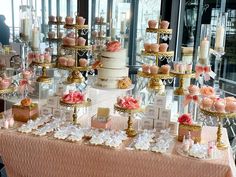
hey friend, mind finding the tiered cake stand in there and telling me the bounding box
[170,71,195,95]
[114,104,143,137]
[60,98,91,124]
[59,23,92,84]
[138,26,174,92]
[31,62,55,83]
[200,107,236,149]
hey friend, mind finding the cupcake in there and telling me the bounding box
[92,31,98,38]
[58,57,68,66]
[160,64,170,74]
[63,37,75,46]
[159,43,169,52]
[76,37,86,46]
[65,16,74,24]
[48,31,55,39]
[225,97,236,103]
[201,97,213,110]
[160,20,170,29]
[67,58,75,67]
[39,54,44,63]
[200,86,215,97]
[76,16,86,25]
[144,43,151,52]
[148,20,157,28]
[44,53,51,63]
[179,63,186,73]
[142,64,150,74]
[214,99,226,113]
[225,101,236,113]
[79,58,87,67]
[186,64,193,73]
[150,44,159,52]
[56,16,62,22]
[188,85,199,95]
[173,62,180,73]
[150,65,159,74]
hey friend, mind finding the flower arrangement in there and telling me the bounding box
[200,86,215,97]
[178,114,192,125]
[106,41,121,52]
[117,96,140,110]
[62,91,85,104]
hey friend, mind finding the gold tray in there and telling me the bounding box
[146,28,172,34]
[60,98,91,108]
[114,104,143,114]
[199,107,236,119]
[64,24,89,30]
[137,71,173,79]
[141,50,174,57]
[48,21,65,25]
[31,62,56,68]
[0,86,16,95]
[170,71,195,79]
[61,45,92,51]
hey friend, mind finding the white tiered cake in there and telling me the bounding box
[96,41,131,89]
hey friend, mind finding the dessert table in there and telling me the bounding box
[0,122,235,177]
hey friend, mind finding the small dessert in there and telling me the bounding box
[67,58,75,67]
[76,37,86,46]
[56,16,62,22]
[65,16,74,24]
[214,99,226,112]
[148,20,157,28]
[92,31,98,38]
[44,53,51,63]
[21,98,32,107]
[98,31,105,37]
[188,85,199,95]
[144,43,151,52]
[79,58,87,67]
[200,86,215,97]
[118,77,132,89]
[22,70,31,80]
[159,43,168,52]
[179,63,186,73]
[117,96,140,110]
[201,97,214,110]
[150,43,159,52]
[150,65,158,74]
[225,101,236,113]
[39,54,44,63]
[76,16,86,25]
[63,37,75,46]
[58,56,68,66]
[160,64,170,74]
[142,64,150,74]
[225,97,236,103]
[160,20,170,29]
[62,91,85,104]
[100,17,104,23]
[48,31,55,39]
[58,32,63,39]
[95,17,100,23]
[48,15,56,22]
[174,62,180,73]
[186,63,193,73]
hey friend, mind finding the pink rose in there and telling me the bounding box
[178,114,192,125]
[107,41,121,52]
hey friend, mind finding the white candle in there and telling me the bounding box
[111,28,116,39]
[22,18,30,37]
[215,26,225,50]
[120,20,125,33]
[200,38,209,60]
[32,27,40,49]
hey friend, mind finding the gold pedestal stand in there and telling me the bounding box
[170,71,195,95]
[114,104,143,137]
[60,98,91,124]
[200,108,236,149]
[32,62,54,83]
[137,71,173,92]
[0,86,16,95]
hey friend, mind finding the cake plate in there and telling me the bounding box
[137,71,173,92]
[199,107,236,149]
[114,104,143,137]
[0,86,16,97]
[170,71,195,95]
[60,98,91,124]
[91,83,135,92]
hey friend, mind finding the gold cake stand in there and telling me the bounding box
[0,86,16,96]
[60,98,91,124]
[114,104,143,137]
[137,71,173,92]
[200,107,236,149]
[170,71,195,95]
[31,62,55,83]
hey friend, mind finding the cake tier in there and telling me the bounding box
[96,78,120,89]
[101,49,126,68]
[97,67,129,79]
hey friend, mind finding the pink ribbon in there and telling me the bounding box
[183,94,199,106]
[195,65,211,81]
[18,79,34,94]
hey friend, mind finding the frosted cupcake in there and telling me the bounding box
[142,64,150,74]
[225,101,236,113]
[148,20,157,28]
[150,65,159,74]
[214,99,226,113]
[201,97,213,110]
[188,85,199,95]
[160,64,170,74]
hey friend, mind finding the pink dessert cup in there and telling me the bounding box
[58,57,68,66]
[79,58,88,67]
[150,44,159,52]
[67,58,75,67]
[148,20,157,28]
[144,43,151,52]
[160,64,170,74]
[225,101,236,113]
[142,64,150,74]
[76,16,86,25]
[150,65,159,74]
[201,97,214,110]
[49,16,56,22]
[159,43,169,52]
[65,16,74,24]
[160,20,170,29]
[76,37,86,46]
[48,31,55,39]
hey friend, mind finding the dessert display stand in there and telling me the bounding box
[114,104,143,137]
[60,98,91,124]
[31,62,54,83]
[200,107,236,149]
[138,22,174,93]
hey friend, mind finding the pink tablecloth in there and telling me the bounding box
[0,126,235,177]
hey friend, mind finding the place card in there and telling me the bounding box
[153,119,167,132]
[141,118,154,130]
[145,104,159,119]
[159,107,172,122]
[40,106,52,116]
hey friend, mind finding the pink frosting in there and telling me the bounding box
[160,20,170,29]
[67,58,75,67]
[144,43,151,52]
[142,64,150,74]
[225,101,236,113]
[148,20,157,28]
[65,16,74,24]
[79,58,87,67]
[76,16,86,25]
[214,99,226,112]
[159,43,169,52]
[201,97,214,109]
[58,57,68,66]
[150,65,158,74]
[107,41,121,52]
[160,64,170,74]
[150,44,159,52]
[76,37,86,46]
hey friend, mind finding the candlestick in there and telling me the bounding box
[120,20,125,33]
[200,38,209,59]
[199,24,211,65]
[32,27,40,49]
